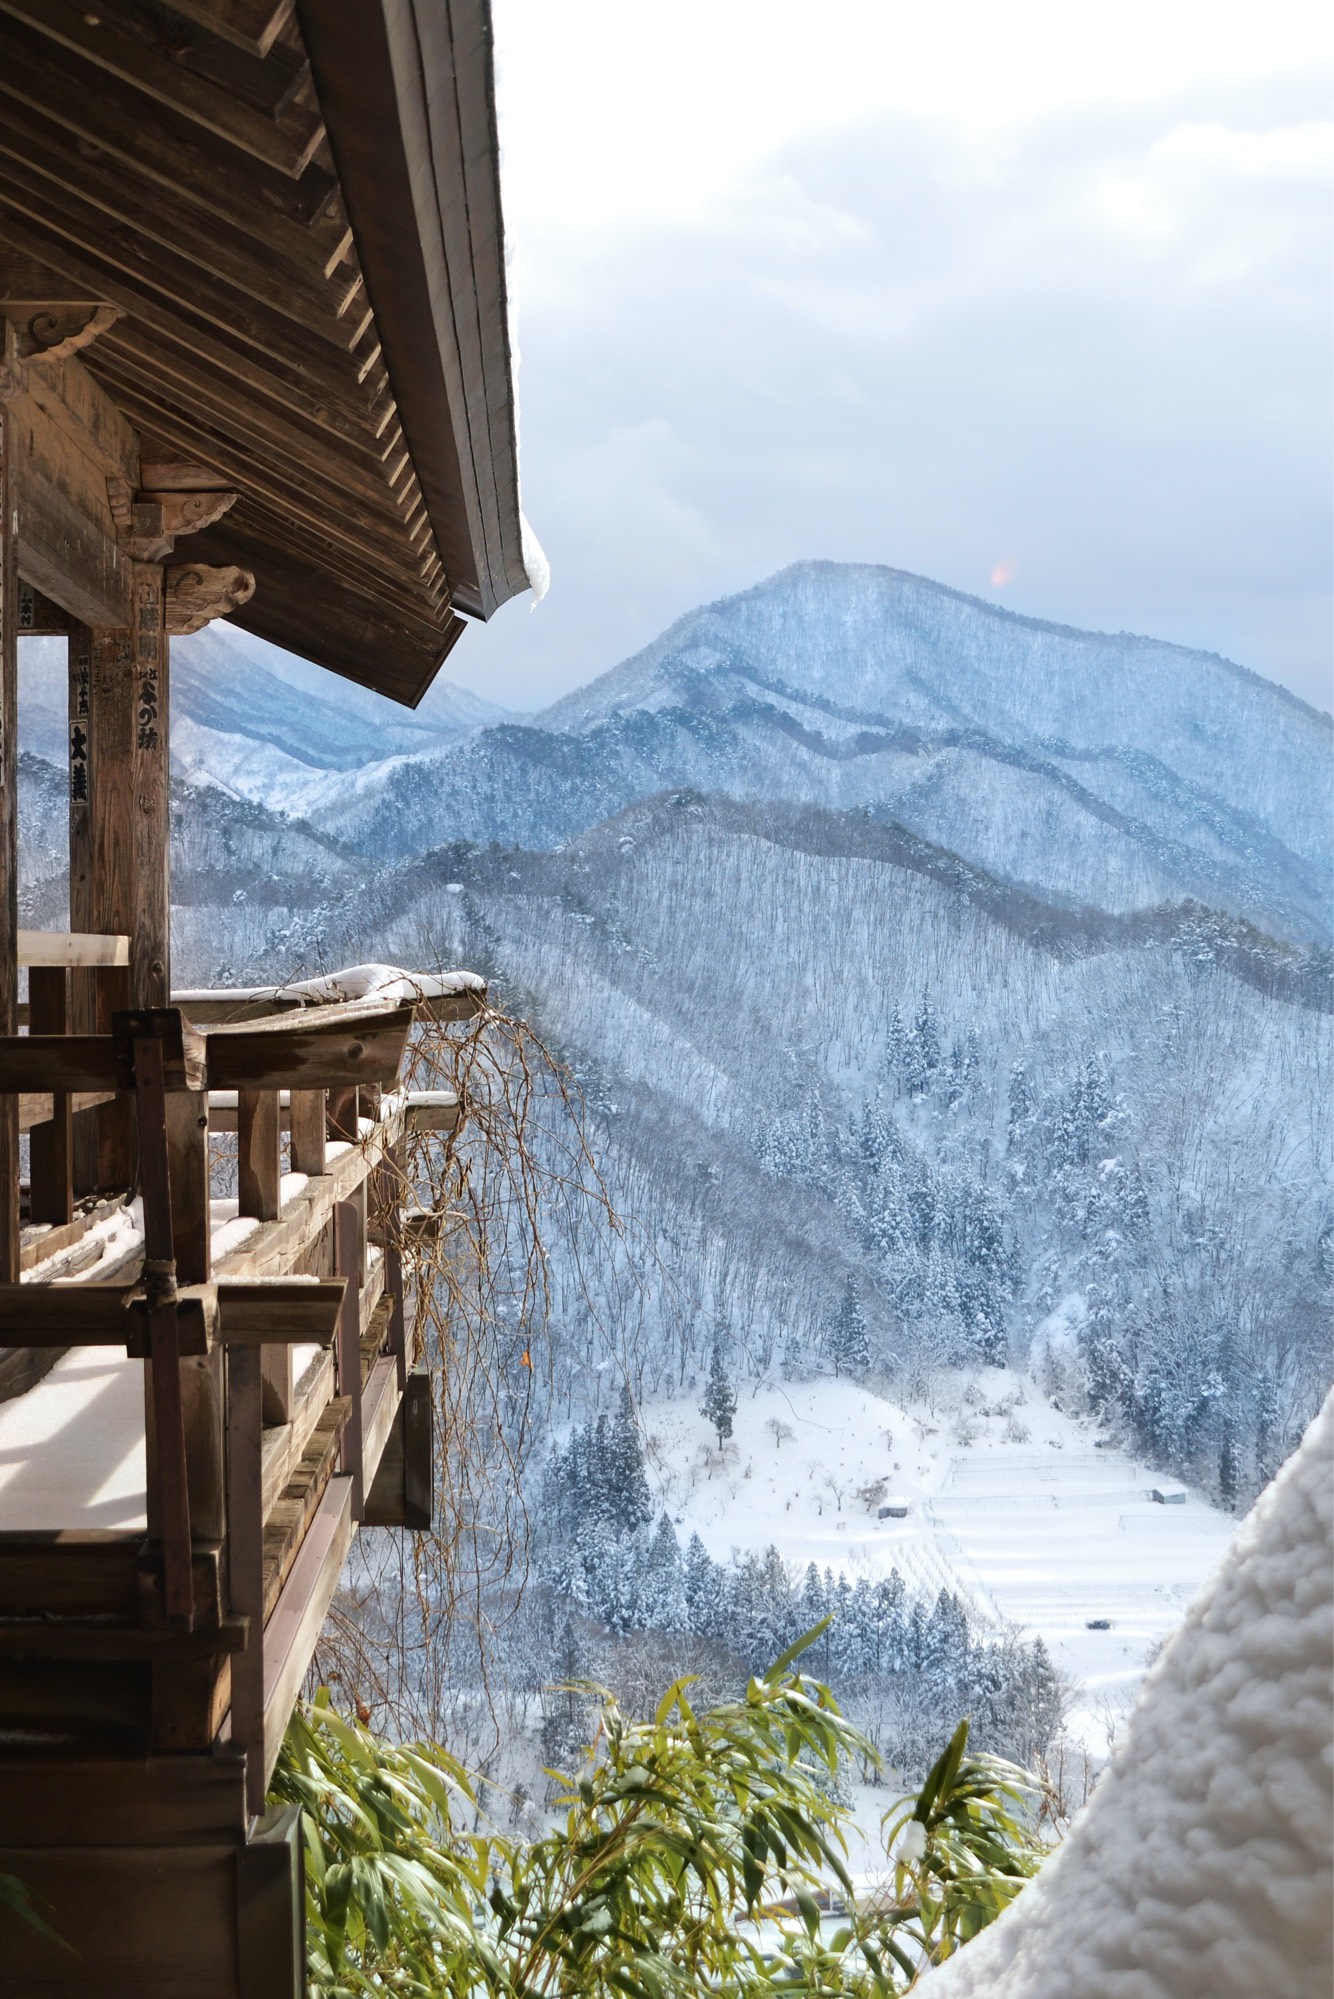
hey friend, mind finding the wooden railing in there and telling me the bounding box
[0,952,468,1812]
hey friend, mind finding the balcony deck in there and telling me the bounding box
[0,963,468,1832]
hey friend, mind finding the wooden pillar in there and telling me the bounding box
[238,1088,292,1423]
[88,624,135,1188]
[333,1200,363,1519]
[0,396,17,1279]
[68,619,99,1195]
[85,563,169,1186]
[226,1340,265,1817]
[27,967,72,1225]
[289,1089,327,1177]
[168,1086,223,1546]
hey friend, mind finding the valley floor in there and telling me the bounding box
[640,1367,1236,1753]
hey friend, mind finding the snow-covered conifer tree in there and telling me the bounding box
[700,1334,738,1448]
[826,1274,870,1375]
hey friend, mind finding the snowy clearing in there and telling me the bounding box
[641,1369,1236,1747]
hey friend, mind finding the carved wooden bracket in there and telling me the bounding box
[108,477,239,561]
[165,563,256,635]
[9,302,123,362]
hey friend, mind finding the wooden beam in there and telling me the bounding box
[206,1001,414,1092]
[259,1472,353,1795]
[0,210,388,464]
[17,928,130,967]
[0,0,326,178]
[0,1278,345,1350]
[159,0,297,61]
[10,301,121,362]
[94,369,438,614]
[167,1088,211,1282]
[216,1280,345,1344]
[14,345,139,483]
[90,339,437,559]
[0,1530,141,1617]
[16,576,71,631]
[1,1004,409,1095]
[0,22,340,234]
[4,379,136,628]
[405,1090,460,1133]
[0,98,359,337]
[0,384,17,1280]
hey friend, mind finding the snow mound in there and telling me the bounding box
[926,1388,1334,1999]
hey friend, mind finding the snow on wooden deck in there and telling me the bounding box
[0,1347,146,1530]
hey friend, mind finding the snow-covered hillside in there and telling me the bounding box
[640,1370,1234,1744]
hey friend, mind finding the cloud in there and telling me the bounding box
[462,73,1332,713]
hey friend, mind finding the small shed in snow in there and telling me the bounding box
[878,1498,911,1519]
[1151,1482,1187,1505]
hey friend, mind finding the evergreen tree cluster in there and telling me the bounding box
[535,1417,1064,1776]
[541,1388,652,1543]
[743,980,1321,1506]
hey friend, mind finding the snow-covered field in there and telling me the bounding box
[641,1368,1236,1749]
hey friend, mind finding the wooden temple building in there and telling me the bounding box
[0,4,535,1990]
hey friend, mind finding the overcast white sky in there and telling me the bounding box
[445,0,1333,714]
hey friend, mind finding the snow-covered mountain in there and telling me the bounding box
[332,565,1332,946]
[16,621,508,815]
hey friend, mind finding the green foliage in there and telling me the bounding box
[272,1641,1049,1998]
[0,1872,72,1953]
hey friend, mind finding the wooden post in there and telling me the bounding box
[333,1199,363,1519]
[326,1084,358,1144]
[237,1087,291,1422]
[68,618,99,1196]
[133,1030,193,1624]
[85,565,169,1187]
[386,1242,407,1392]
[0,394,18,1281]
[167,1087,223,1545]
[88,624,135,1189]
[226,1339,265,1819]
[27,966,73,1225]
[237,1091,281,1221]
[288,1089,327,1176]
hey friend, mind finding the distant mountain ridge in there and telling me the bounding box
[18,560,1329,948]
[342,564,1330,945]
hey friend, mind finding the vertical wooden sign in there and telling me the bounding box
[131,564,169,1012]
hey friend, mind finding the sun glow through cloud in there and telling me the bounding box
[990,559,1018,588]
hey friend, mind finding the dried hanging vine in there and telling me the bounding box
[312,992,648,1752]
